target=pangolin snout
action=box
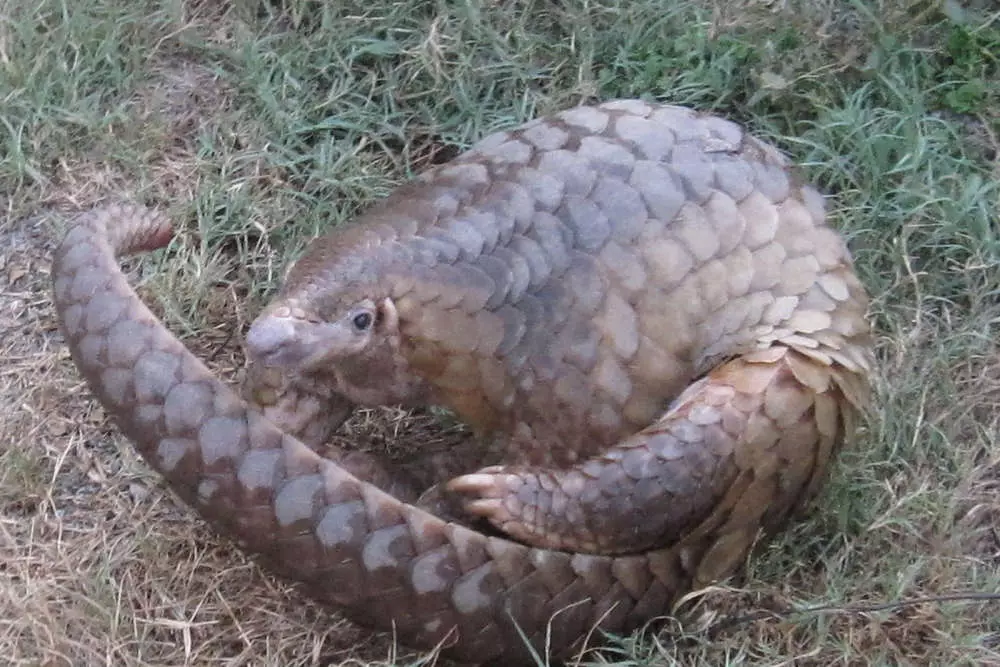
[245,315,299,365]
[246,312,353,369]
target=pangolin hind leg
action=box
[448,346,853,556]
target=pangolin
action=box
[52,99,873,664]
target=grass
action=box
[1,0,998,664]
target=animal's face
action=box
[245,297,383,370]
[244,295,428,409]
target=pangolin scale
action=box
[52,99,872,664]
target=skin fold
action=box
[52,100,873,664]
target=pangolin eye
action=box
[352,311,373,331]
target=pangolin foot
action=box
[448,467,564,549]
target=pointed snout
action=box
[246,315,298,364]
[245,306,348,371]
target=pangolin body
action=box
[245,99,872,554]
[53,100,873,664]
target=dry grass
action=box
[2,0,999,665]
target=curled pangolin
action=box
[52,99,873,664]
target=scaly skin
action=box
[245,100,872,554]
[52,100,872,663]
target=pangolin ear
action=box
[377,297,399,333]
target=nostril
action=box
[245,317,296,360]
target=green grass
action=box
[2,0,999,664]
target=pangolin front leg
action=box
[448,346,848,555]
[241,362,428,501]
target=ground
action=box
[1,0,999,665]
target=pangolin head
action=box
[244,221,427,408]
